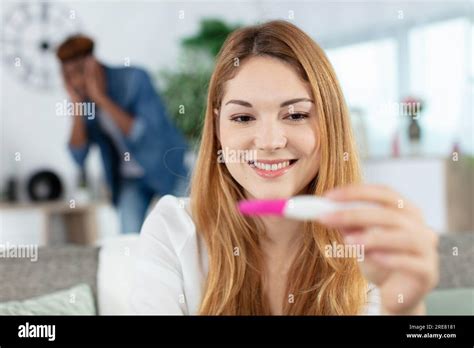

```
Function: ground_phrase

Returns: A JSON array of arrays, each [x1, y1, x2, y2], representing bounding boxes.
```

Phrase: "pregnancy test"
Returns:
[[237, 195, 376, 221]]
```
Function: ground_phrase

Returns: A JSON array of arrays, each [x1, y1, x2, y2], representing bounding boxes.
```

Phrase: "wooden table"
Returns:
[[0, 200, 104, 245]]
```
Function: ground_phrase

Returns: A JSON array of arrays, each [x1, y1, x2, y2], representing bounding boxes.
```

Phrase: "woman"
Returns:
[[131, 20, 439, 315]]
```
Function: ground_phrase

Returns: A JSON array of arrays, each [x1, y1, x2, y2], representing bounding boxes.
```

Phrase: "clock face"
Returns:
[[1, 2, 81, 90]]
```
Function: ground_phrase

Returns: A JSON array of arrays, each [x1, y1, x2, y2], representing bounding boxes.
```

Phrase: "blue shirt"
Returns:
[[68, 65, 189, 206]]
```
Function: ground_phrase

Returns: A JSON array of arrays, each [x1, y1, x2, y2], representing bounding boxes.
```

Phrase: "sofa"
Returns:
[[0, 235, 138, 314], [0, 234, 472, 315]]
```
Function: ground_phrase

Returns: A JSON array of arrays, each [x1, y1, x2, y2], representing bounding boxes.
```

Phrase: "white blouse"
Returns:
[[130, 195, 381, 315]]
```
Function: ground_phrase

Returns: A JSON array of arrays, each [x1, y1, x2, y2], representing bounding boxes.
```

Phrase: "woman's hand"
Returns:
[[319, 184, 439, 315]]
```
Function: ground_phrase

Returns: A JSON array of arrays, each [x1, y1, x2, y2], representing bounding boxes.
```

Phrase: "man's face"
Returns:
[[61, 57, 87, 98]]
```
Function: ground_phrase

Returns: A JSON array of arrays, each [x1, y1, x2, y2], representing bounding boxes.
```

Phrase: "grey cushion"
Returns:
[[0, 245, 99, 303], [436, 233, 474, 289]]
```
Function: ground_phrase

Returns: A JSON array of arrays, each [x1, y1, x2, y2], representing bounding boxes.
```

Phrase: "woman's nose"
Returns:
[[254, 120, 287, 152]]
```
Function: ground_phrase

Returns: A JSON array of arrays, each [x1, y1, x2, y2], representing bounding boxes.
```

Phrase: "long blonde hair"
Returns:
[[189, 20, 367, 315]]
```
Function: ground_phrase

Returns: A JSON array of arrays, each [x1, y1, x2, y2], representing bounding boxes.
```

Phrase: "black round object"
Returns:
[[27, 170, 63, 201]]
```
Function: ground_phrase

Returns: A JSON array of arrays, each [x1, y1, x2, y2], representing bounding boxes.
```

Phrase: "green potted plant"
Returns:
[[157, 19, 241, 150]]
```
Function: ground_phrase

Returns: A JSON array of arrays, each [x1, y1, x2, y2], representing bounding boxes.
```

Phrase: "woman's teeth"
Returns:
[[251, 160, 291, 171]]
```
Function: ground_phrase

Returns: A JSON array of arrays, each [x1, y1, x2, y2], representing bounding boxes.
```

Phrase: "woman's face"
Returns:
[[218, 56, 320, 200]]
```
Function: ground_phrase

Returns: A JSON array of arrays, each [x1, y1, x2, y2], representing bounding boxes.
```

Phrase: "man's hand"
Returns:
[[84, 56, 107, 104], [82, 56, 134, 135], [64, 79, 83, 104]]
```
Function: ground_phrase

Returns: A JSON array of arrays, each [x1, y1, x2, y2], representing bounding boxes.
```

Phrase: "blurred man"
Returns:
[[57, 35, 188, 233]]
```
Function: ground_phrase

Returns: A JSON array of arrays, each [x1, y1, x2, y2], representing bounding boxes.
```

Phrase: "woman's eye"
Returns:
[[230, 115, 255, 123], [285, 113, 309, 121]]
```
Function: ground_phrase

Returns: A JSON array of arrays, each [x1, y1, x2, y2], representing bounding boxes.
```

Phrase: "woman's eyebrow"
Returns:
[[280, 98, 314, 107], [224, 98, 314, 108], [225, 99, 253, 107]]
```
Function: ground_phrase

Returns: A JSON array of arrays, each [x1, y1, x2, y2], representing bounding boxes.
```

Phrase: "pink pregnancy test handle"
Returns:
[[237, 196, 378, 220], [237, 199, 287, 216]]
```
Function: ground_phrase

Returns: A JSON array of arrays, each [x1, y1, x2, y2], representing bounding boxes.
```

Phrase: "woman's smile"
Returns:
[[248, 158, 299, 178]]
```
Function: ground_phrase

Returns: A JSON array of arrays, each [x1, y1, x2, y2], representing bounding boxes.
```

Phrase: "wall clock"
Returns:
[[1, 2, 81, 90]]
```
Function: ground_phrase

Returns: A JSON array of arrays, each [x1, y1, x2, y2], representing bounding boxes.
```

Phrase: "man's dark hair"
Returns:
[[56, 35, 94, 63]]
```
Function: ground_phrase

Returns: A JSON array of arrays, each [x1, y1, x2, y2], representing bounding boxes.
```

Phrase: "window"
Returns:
[[326, 39, 398, 157], [409, 18, 472, 155], [325, 17, 472, 157]]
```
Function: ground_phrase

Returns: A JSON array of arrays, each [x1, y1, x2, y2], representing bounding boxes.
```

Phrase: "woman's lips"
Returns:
[[248, 159, 298, 178]]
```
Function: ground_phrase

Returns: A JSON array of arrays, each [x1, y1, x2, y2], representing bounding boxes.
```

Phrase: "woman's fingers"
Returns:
[[339, 223, 438, 257], [343, 227, 423, 255], [325, 184, 424, 223], [365, 251, 439, 288], [318, 207, 413, 230]]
